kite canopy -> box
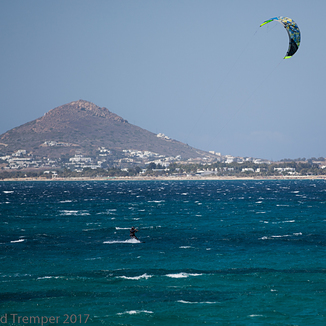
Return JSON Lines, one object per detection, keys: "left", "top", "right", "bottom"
{"left": 260, "top": 16, "right": 301, "bottom": 59}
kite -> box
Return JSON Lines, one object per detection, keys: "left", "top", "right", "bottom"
{"left": 260, "top": 16, "right": 301, "bottom": 59}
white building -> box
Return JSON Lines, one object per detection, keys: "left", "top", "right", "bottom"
{"left": 69, "top": 155, "right": 92, "bottom": 163}
{"left": 157, "top": 133, "right": 170, "bottom": 140}
{"left": 12, "top": 150, "right": 27, "bottom": 157}
{"left": 242, "top": 168, "right": 254, "bottom": 172}
{"left": 274, "top": 167, "right": 296, "bottom": 173}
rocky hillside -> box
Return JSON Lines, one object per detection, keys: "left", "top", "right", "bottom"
{"left": 0, "top": 100, "right": 214, "bottom": 160}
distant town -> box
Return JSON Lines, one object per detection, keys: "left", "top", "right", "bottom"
{"left": 1, "top": 138, "right": 326, "bottom": 179}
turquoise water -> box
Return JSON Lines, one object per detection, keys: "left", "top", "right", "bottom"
{"left": 1, "top": 180, "right": 326, "bottom": 325}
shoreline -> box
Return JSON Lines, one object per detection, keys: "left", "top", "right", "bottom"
{"left": 1, "top": 175, "right": 326, "bottom": 182}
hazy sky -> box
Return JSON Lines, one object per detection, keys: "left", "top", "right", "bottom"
{"left": 1, "top": 1, "right": 324, "bottom": 160}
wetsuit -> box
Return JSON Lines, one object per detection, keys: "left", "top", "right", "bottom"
{"left": 130, "top": 227, "right": 138, "bottom": 240}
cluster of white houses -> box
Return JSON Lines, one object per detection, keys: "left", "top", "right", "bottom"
{"left": 1, "top": 150, "right": 56, "bottom": 170}
{"left": 0, "top": 147, "right": 183, "bottom": 171}
{"left": 1, "top": 145, "right": 326, "bottom": 175}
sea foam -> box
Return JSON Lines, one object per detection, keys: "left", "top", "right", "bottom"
{"left": 166, "top": 272, "right": 202, "bottom": 278}
{"left": 117, "top": 273, "right": 152, "bottom": 280}
{"left": 117, "top": 310, "right": 153, "bottom": 315}
{"left": 103, "top": 239, "right": 140, "bottom": 244}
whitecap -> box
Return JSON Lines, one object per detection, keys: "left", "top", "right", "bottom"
{"left": 272, "top": 220, "right": 295, "bottom": 224}
{"left": 248, "top": 314, "right": 264, "bottom": 317}
{"left": 260, "top": 233, "right": 302, "bottom": 240}
{"left": 60, "top": 210, "right": 78, "bottom": 215}
{"left": 177, "top": 300, "right": 198, "bottom": 304}
{"left": 10, "top": 239, "right": 25, "bottom": 243}
{"left": 177, "top": 300, "right": 217, "bottom": 304}
{"left": 117, "top": 310, "right": 153, "bottom": 315}
{"left": 117, "top": 273, "right": 152, "bottom": 280}
{"left": 60, "top": 210, "right": 89, "bottom": 216}
{"left": 166, "top": 273, "right": 202, "bottom": 278}
{"left": 3, "top": 191, "right": 14, "bottom": 194}
{"left": 37, "top": 276, "right": 61, "bottom": 280}
{"left": 103, "top": 239, "right": 140, "bottom": 244}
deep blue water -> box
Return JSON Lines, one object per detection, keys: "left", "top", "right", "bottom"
{"left": 1, "top": 180, "right": 326, "bottom": 325}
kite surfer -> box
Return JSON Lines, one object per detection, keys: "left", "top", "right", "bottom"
{"left": 130, "top": 227, "right": 139, "bottom": 240}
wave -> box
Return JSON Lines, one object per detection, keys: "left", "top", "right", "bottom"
{"left": 60, "top": 210, "right": 90, "bottom": 216}
{"left": 248, "top": 314, "right": 265, "bottom": 318}
{"left": 10, "top": 239, "right": 25, "bottom": 243}
{"left": 273, "top": 220, "right": 296, "bottom": 224}
{"left": 117, "top": 310, "right": 153, "bottom": 315}
{"left": 260, "top": 220, "right": 296, "bottom": 224}
{"left": 259, "top": 233, "right": 302, "bottom": 240}
{"left": 177, "top": 300, "right": 217, "bottom": 304}
{"left": 37, "top": 276, "right": 62, "bottom": 280}
{"left": 166, "top": 272, "right": 202, "bottom": 278}
{"left": 117, "top": 273, "right": 152, "bottom": 280}
{"left": 103, "top": 239, "right": 141, "bottom": 244}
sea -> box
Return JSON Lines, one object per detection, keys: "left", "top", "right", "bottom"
{"left": 1, "top": 179, "right": 326, "bottom": 325}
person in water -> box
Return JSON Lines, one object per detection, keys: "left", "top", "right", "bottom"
{"left": 130, "top": 227, "right": 139, "bottom": 240}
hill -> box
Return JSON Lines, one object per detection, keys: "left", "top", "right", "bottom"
{"left": 0, "top": 100, "right": 215, "bottom": 163}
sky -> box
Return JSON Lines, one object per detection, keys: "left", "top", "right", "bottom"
{"left": 0, "top": 0, "right": 325, "bottom": 161}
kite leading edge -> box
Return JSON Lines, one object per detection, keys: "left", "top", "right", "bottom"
{"left": 260, "top": 16, "right": 301, "bottom": 59}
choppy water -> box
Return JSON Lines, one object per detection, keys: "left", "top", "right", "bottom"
{"left": 1, "top": 180, "right": 326, "bottom": 325}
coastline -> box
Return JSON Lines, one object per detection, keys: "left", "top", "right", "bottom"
{"left": 1, "top": 175, "right": 326, "bottom": 182}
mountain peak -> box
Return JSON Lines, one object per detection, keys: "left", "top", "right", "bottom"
{"left": 0, "top": 100, "right": 213, "bottom": 161}
{"left": 43, "top": 100, "right": 128, "bottom": 123}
